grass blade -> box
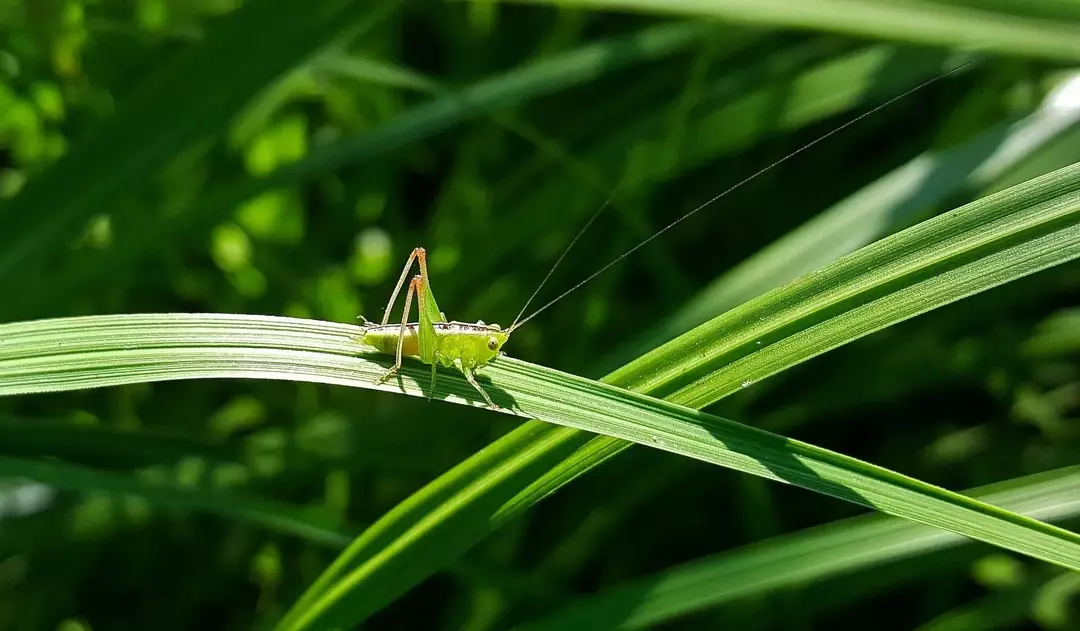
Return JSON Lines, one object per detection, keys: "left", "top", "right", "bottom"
{"left": 268, "top": 158, "right": 1080, "bottom": 626}
{"left": 0, "top": 455, "right": 356, "bottom": 547}
{"left": 610, "top": 99, "right": 1080, "bottom": 365}
{"left": 502, "top": 0, "right": 1080, "bottom": 60}
{"left": 0, "top": 416, "right": 243, "bottom": 469}
{"left": 613, "top": 161, "right": 1080, "bottom": 407}
{"left": 7, "top": 161, "right": 1080, "bottom": 626}
{"left": 1, "top": 311, "right": 1079, "bottom": 627}
{"left": 519, "top": 466, "right": 1080, "bottom": 630}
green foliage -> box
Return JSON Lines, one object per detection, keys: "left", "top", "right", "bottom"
{"left": 1, "top": 2, "right": 1079, "bottom": 631}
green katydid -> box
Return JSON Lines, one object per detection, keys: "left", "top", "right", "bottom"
{"left": 358, "top": 246, "right": 511, "bottom": 409}
{"left": 355, "top": 61, "right": 971, "bottom": 410}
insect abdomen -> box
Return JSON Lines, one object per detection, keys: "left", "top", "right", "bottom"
{"left": 362, "top": 325, "right": 420, "bottom": 357}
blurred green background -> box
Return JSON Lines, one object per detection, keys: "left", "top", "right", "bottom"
{"left": 1, "top": 0, "right": 1080, "bottom": 629}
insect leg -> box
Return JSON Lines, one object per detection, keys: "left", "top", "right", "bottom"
{"left": 462, "top": 364, "right": 499, "bottom": 410}
{"left": 375, "top": 275, "right": 419, "bottom": 384}
{"left": 428, "top": 356, "right": 438, "bottom": 401}
{"left": 381, "top": 247, "right": 425, "bottom": 325}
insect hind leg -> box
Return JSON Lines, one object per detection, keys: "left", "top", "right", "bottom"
{"left": 381, "top": 247, "right": 427, "bottom": 326}
{"left": 375, "top": 275, "right": 419, "bottom": 385}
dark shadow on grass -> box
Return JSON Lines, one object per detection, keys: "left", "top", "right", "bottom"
{"left": 360, "top": 352, "right": 519, "bottom": 412}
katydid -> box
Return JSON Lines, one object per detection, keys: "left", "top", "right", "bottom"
{"left": 355, "top": 61, "right": 971, "bottom": 410}
{"left": 358, "top": 246, "right": 511, "bottom": 409}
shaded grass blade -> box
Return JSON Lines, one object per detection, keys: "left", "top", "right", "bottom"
{"left": 2, "top": 21, "right": 710, "bottom": 321}
{"left": 0, "top": 455, "right": 356, "bottom": 547}
{"left": 460, "top": 44, "right": 963, "bottom": 299}
{"left": 502, "top": 0, "right": 1080, "bottom": 61}
{"left": 610, "top": 101, "right": 1080, "bottom": 366}
{"left": 518, "top": 466, "right": 1080, "bottom": 630}
{"left": 0, "top": 416, "right": 243, "bottom": 469}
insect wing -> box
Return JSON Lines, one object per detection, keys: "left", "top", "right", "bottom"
{"left": 415, "top": 274, "right": 444, "bottom": 363}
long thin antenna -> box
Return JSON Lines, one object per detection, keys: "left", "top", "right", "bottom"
{"left": 509, "top": 189, "right": 619, "bottom": 332}
{"left": 510, "top": 60, "right": 974, "bottom": 332}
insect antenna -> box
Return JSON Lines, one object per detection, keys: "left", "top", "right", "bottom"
{"left": 509, "top": 59, "right": 974, "bottom": 333}
{"left": 508, "top": 185, "right": 624, "bottom": 333}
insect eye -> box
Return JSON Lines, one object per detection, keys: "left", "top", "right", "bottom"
{"left": 487, "top": 337, "right": 499, "bottom": 351}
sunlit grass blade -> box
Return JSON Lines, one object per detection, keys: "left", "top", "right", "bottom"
{"left": 499, "top": 0, "right": 1080, "bottom": 60}
{"left": 267, "top": 158, "right": 1080, "bottom": 626}
{"left": 0, "top": 0, "right": 391, "bottom": 288}
{"left": 1, "top": 312, "right": 1080, "bottom": 629}
{"left": 611, "top": 161, "right": 1080, "bottom": 405}
{"left": 517, "top": 466, "right": 1080, "bottom": 630}
{"left": 0, "top": 455, "right": 356, "bottom": 547}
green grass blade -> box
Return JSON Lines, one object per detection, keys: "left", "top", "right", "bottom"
{"left": 0, "top": 416, "right": 244, "bottom": 469}
{"left": 0, "top": 0, "right": 391, "bottom": 288}
{"left": 8, "top": 161, "right": 1080, "bottom": 626}
{"left": 614, "top": 162, "right": 1080, "bottom": 407}
{"left": 1025, "top": 307, "right": 1080, "bottom": 357}
{"left": 0, "top": 455, "right": 356, "bottom": 547}
{"left": 518, "top": 466, "right": 1080, "bottom": 630}
{"left": 310, "top": 53, "right": 441, "bottom": 94}
{"left": 227, "top": 21, "right": 711, "bottom": 198}
{"left": 914, "top": 581, "right": 1050, "bottom": 631}
{"left": 1, "top": 312, "right": 1080, "bottom": 626}
{"left": 501, "top": 0, "right": 1080, "bottom": 60}
{"left": 268, "top": 159, "right": 1080, "bottom": 626}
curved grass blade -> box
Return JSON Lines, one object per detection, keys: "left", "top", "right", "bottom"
{"left": 501, "top": 0, "right": 1080, "bottom": 61}
{"left": 0, "top": 0, "right": 392, "bottom": 288}
{"left": 269, "top": 159, "right": 1080, "bottom": 627}
{"left": 1, "top": 311, "right": 1080, "bottom": 626}
{"left": 0, "top": 455, "right": 357, "bottom": 547}
{"left": 612, "top": 163, "right": 1080, "bottom": 407}
{"left": 0, "top": 416, "right": 244, "bottom": 469}
{"left": 517, "top": 466, "right": 1080, "bottom": 630}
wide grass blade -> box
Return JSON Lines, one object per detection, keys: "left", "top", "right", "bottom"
{"left": 518, "top": 466, "right": 1080, "bottom": 630}
{"left": 266, "top": 158, "right": 1080, "bottom": 627}
{"left": 1, "top": 311, "right": 1080, "bottom": 627}
{"left": 611, "top": 161, "right": 1080, "bottom": 407}
{"left": 500, "top": 0, "right": 1080, "bottom": 61}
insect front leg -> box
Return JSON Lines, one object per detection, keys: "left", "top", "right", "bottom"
{"left": 375, "top": 275, "right": 419, "bottom": 385}
{"left": 460, "top": 361, "right": 499, "bottom": 410}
